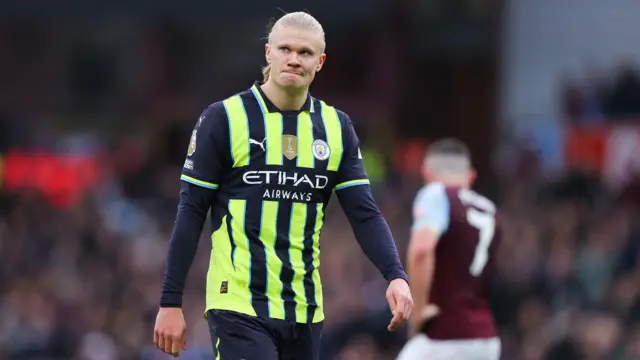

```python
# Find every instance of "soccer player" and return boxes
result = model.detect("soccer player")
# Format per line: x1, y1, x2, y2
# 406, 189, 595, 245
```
397, 139, 501, 360
153, 11, 413, 360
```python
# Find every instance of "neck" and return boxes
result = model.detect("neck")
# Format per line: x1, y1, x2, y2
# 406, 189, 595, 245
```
426, 177, 469, 188
261, 80, 308, 111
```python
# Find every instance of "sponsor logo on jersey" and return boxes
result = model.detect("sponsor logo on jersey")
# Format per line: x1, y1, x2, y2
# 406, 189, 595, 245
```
262, 189, 313, 201
243, 170, 328, 201
249, 137, 266, 151
242, 171, 328, 189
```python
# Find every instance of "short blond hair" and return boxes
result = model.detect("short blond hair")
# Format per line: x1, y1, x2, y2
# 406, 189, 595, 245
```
424, 138, 472, 177
262, 11, 326, 82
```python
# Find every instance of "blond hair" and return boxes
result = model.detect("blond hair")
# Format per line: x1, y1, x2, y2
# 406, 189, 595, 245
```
262, 11, 326, 82
424, 138, 472, 177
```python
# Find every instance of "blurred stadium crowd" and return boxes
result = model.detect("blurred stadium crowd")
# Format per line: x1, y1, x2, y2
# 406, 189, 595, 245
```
1, 124, 640, 360
1, 2, 640, 360
561, 61, 640, 122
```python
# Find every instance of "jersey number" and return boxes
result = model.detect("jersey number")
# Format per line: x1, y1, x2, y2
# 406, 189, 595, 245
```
466, 208, 495, 276
459, 189, 496, 277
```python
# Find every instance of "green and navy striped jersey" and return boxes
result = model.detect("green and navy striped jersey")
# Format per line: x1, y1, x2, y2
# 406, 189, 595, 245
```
180, 82, 370, 323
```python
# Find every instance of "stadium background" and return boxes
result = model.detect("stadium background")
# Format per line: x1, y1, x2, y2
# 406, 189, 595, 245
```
1, 0, 640, 359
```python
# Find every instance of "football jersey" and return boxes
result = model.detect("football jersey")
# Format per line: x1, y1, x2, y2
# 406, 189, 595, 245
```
181, 82, 370, 324
412, 182, 501, 339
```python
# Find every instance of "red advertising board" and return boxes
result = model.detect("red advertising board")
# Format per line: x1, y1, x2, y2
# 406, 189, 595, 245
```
0, 151, 101, 208
564, 123, 640, 189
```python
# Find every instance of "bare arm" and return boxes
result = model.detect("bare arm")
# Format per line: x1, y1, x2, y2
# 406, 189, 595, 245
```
407, 227, 439, 335
407, 183, 450, 336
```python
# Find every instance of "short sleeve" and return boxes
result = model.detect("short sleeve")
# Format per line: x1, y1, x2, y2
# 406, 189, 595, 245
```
180, 103, 229, 190
412, 182, 450, 236
334, 112, 370, 191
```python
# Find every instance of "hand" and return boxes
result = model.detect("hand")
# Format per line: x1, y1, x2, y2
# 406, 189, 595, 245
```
154, 307, 187, 357
409, 303, 440, 338
386, 278, 413, 332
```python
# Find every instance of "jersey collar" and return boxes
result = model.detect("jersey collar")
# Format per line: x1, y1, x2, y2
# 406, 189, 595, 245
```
250, 81, 316, 114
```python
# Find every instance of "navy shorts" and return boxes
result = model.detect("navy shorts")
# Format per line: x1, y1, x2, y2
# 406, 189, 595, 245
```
207, 310, 323, 360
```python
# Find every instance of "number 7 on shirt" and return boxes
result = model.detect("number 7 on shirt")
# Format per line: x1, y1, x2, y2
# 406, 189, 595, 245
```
458, 189, 496, 277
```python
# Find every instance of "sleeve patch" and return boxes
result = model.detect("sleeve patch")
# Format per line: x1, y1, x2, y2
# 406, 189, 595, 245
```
187, 129, 197, 156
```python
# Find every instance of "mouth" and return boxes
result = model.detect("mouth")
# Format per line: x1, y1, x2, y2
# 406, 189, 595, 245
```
282, 71, 303, 77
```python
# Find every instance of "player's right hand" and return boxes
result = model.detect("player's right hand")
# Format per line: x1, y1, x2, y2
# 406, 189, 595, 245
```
154, 307, 187, 357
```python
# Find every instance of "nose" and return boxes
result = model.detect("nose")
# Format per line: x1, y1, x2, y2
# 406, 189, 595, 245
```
286, 53, 301, 67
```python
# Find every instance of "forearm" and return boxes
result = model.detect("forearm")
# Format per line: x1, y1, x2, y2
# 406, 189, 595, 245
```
407, 249, 435, 336
408, 250, 435, 309
160, 182, 214, 307
354, 214, 407, 282
337, 186, 407, 282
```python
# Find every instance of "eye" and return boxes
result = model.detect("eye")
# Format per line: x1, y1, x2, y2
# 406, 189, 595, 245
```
279, 47, 290, 53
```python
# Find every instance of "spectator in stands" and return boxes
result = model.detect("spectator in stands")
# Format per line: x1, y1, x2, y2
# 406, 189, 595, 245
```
605, 62, 640, 119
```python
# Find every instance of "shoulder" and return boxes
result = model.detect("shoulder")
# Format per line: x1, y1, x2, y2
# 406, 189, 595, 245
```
335, 108, 352, 124
199, 101, 228, 125
192, 102, 231, 144
413, 183, 449, 217
335, 108, 353, 128
412, 183, 451, 231
315, 98, 353, 125
235, 88, 257, 105
202, 89, 255, 124
414, 183, 448, 206
457, 188, 496, 214
219, 88, 255, 111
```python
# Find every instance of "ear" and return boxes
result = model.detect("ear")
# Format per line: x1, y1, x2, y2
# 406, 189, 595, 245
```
316, 53, 326, 72
422, 166, 432, 183
468, 168, 477, 187
265, 44, 271, 63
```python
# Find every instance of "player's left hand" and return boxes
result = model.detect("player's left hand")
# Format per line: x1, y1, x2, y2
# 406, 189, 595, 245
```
386, 278, 413, 332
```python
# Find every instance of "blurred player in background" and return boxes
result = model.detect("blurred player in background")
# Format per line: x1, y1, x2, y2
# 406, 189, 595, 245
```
153, 11, 412, 360
398, 139, 501, 360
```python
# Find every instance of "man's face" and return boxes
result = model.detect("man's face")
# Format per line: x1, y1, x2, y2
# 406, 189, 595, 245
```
265, 26, 326, 91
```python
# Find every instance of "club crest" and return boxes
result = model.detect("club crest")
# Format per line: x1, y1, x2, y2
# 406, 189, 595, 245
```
312, 139, 331, 161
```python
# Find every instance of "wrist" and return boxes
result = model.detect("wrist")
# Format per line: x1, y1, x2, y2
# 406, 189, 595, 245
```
385, 270, 409, 285
159, 303, 182, 308
390, 277, 410, 287
160, 292, 183, 308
